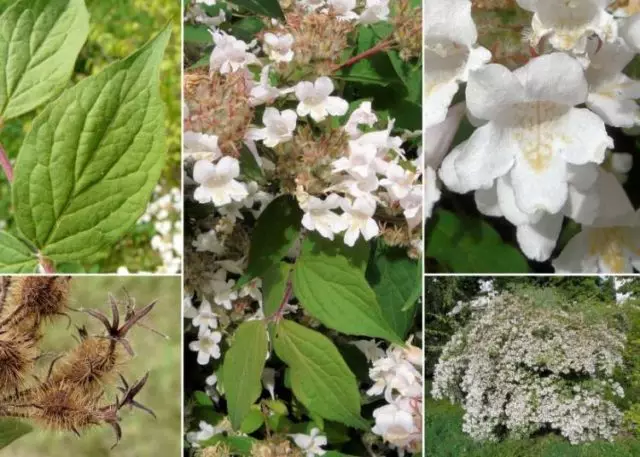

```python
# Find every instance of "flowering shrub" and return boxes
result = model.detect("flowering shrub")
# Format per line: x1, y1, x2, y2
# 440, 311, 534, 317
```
0, 0, 174, 274
183, 0, 422, 455
0, 277, 159, 449
425, 0, 640, 273
432, 291, 627, 444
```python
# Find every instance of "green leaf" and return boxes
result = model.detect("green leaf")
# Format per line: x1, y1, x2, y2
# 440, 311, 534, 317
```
0, 0, 89, 120
261, 262, 292, 317
227, 0, 284, 19
229, 16, 264, 42
366, 243, 420, 339
0, 419, 32, 450
245, 195, 302, 279
239, 143, 264, 182
301, 232, 370, 272
12, 25, 171, 263
239, 407, 264, 434
184, 24, 212, 44
194, 391, 213, 406
273, 320, 368, 429
425, 209, 531, 273
222, 320, 269, 430
293, 245, 401, 343
0, 231, 37, 272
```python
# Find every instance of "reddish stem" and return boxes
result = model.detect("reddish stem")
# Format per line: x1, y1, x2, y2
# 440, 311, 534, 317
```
332, 38, 395, 73
0, 143, 13, 183
38, 255, 56, 274
271, 280, 293, 322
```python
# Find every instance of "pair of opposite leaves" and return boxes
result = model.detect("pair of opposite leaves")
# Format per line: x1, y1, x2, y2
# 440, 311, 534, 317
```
0, 0, 170, 272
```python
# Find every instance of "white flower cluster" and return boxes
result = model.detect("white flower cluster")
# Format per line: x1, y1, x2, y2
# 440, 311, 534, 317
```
186, 6, 420, 252
356, 339, 423, 455
432, 293, 627, 444
119, 186, 182, 274
426, 0, 640, 272
298, 0, 391, 23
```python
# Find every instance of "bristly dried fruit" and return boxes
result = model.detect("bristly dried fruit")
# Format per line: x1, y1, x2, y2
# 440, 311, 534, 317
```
0, 278, 158, 447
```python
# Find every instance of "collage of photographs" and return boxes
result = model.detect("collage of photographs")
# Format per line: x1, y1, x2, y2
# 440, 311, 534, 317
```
0, 0, 639, 456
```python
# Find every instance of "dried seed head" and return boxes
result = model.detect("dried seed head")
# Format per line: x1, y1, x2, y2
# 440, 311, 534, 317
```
0, 329, 37, 393
28, 382, 101, 432
184, 70, 253, 157
49, 337, 124, 393
1, 276, 71, 330
251, 439, 303, 457
392, 0, 422, 61
200, 444, 232, 457
281, 8, 353, 70
277, 125, 349, 194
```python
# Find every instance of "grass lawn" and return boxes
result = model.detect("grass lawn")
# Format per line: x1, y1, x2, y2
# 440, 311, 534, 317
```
426, 397, 640, 457
2, 276, 182, 457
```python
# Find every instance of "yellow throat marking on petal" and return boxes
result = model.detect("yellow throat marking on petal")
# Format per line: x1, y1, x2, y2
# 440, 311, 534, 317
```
588, 227, 633, 273
513, 101, 560, 173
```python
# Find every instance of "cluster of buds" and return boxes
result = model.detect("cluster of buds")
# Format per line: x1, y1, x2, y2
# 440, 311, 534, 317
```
0, 277, 156, 447
391, 0, 423, 60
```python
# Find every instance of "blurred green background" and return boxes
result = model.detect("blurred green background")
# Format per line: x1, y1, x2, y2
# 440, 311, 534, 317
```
0, 0, 182, 273
2, 275, 182, 457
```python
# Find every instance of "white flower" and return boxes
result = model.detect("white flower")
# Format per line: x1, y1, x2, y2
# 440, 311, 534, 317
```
344, 101, 378, 138
193, 157, 249, 207
621, 12, 640, 51
193, 229, 225, 254
262, 368, 276, 400
517, 0, 617, 56
332, 139, 379, 181
359, 0, 390, 24
352, 339, 385, 361
250, 66, 286, 106
252, 108, 297, 147
298, 0, 326, 11
211, 268, 238, 309
290, 428, 327, 457
371, 402, 418, 450
553, 172, 640, 272
424, 0, 491, 127
192, 299, 218, 330
340, 197, 379, 246
189, 328, 222, 365
294, 77, 348, 122
441, 53, 612, 221
184, 132, 222, 162
240, 277, 263, 303
328, 0, 359, 20
380, 163, 416, 201
401, 183, 424, 228
263, 33, 295, 63
184, 294, 198, 319
586, 40, 640, 127
424, 102, 466, 169
301, 194, 348, 240
210, 30, 259, 74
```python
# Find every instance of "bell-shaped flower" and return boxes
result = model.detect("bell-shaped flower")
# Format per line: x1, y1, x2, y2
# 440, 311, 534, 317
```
371, 401, 418, 451
193, 157, 249, 207
344, 101, 378, 138
340, 196, 379, 246
359, 0, 390, 24
252, 108, 297, 147
209, 31, 259, 74
301, 193, 348, 240
380, 162, 416, 201
424, 0, 491, 128
210, 268, 238, 309
189, 328, 222, 365
516, 0, 617, 56
553, 171, 640, 272
263, 33, 295, 63
328, 0, 359, 21
250, 66, 289, 106
290, 428, 328, 457
184, 132, 222, 162
441, 53, 612, 222
423, 167, 441, 221
586, 40, 640, 127
294, 76, 349, 122
192, 299, 218, 330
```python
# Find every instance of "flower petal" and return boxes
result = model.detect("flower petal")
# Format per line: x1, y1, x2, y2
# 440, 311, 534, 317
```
516, 212, 563, 261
